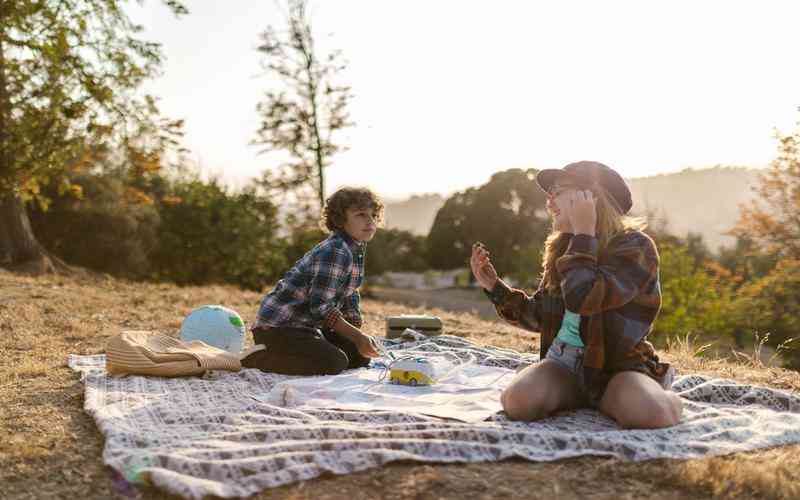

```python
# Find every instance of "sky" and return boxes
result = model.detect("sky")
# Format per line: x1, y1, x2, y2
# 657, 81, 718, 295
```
128, 1, 800, 199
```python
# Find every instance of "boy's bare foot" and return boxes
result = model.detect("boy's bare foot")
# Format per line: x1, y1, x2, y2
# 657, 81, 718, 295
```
240, 344, 267, 370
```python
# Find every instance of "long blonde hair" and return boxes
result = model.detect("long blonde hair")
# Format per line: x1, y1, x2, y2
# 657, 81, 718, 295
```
540, 182, 645, 292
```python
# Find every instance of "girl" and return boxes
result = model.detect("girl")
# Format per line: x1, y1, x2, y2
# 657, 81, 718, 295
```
471, 161, 681, 429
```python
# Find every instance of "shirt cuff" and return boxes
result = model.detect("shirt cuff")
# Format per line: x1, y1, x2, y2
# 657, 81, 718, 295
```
566, 234, 599, 256
343, 314, 362, 328
323, 309, 342, 330
483, 280, 512, 306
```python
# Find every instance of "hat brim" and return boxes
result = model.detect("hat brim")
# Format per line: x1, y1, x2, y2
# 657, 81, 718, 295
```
535, 169, 575, 193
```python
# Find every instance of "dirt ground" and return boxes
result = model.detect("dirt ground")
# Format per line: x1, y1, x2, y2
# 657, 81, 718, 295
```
368, 286, 499, 320
3, 269, 800, 500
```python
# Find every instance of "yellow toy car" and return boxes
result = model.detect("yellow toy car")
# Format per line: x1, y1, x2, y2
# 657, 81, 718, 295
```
388, 357, 436, 386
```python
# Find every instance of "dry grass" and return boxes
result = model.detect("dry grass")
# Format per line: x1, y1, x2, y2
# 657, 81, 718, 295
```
3, 269, 800, 500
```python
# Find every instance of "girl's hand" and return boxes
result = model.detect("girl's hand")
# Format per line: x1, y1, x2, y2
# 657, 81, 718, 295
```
470, 243, 499, 291
557, 190, 596, 236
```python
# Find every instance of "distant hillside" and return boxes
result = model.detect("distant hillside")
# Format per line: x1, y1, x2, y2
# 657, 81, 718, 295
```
384, 193, 445, 235
628, 166, 761, 250
384, 166, 763, 252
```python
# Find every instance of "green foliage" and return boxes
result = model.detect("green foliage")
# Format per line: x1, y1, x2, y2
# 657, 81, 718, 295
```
645, 219, 712, 271
507, 243, 543, 289
734, 259, 800, 368
150, 178, 287, 291
365, 228, 428, 276
281, 224, 327, 268
724, 119, 800, 363
28, 169, 288, 290
0, 0, 187, 198
426, 168, 550, 281
651, 243, 736, 345
718, 235, 779, 285
28, 173, 160, 276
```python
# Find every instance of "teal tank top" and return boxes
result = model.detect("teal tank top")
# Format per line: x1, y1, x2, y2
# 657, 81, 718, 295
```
555, 309, 584, 347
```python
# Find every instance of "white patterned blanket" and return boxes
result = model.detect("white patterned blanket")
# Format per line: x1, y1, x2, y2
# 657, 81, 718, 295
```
69, 335, 800, 500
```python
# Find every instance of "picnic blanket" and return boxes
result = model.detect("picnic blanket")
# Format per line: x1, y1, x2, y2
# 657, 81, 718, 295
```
254, 341, 517, 422
69, 335, 800, 500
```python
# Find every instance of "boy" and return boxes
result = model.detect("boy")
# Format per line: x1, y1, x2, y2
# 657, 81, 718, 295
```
242, 187, 382, 375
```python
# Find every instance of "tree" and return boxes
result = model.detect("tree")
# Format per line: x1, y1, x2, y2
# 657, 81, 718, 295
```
0, 0, 187, 273
731, 121, 800, 259
717, 235, 778, 286
426, 168, 550, 285
252, 0, 354, 214
365, 228, 428, 276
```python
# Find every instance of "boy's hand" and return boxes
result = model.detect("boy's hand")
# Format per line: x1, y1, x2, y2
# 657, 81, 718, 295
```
354, 333, 380, 358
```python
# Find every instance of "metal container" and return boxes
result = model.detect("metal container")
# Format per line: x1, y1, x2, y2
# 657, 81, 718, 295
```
385, 314, 443, 339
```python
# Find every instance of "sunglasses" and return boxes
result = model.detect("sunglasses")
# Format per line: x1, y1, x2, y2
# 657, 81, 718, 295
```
547, 186, 576, 197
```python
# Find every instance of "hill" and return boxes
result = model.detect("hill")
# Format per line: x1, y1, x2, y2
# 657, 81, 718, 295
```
383, 193, 446, 235
383, 166, 763, 252
628, 166, 761, 251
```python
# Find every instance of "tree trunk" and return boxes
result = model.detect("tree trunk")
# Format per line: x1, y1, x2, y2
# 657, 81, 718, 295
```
309, 84, 325, 212
0, 10, 57, 275
0, 190, 60, 274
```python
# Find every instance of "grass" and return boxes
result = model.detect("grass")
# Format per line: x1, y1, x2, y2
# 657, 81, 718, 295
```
3, 268, 800, 499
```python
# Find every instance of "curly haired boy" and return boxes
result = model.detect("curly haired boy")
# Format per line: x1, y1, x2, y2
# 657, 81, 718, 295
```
242, 187, 383, 375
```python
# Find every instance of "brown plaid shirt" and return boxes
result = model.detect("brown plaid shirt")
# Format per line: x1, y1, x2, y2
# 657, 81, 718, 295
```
486, 230, 671, 402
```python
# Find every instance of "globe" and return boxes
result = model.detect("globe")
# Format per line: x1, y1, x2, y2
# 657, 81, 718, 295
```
179, 305, 246, 353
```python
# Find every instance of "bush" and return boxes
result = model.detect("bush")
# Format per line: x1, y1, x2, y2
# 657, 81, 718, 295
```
734, 259, 800, 368
151, 178, 287, 290
29, 174, 160, 277
652, 244, 737, 346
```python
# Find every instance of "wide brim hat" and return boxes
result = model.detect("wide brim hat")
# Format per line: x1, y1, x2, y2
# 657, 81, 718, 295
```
535, 160, 633, 215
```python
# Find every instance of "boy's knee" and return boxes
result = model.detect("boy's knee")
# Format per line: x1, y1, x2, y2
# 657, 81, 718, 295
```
317, 350, 349, 375
349, 353, 371, 369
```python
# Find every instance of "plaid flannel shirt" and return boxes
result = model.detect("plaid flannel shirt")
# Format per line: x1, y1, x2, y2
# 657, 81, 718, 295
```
253, 231, 365, 331
486, 230, 671, 402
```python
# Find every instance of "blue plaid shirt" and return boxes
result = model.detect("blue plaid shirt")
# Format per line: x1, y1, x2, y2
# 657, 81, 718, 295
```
253, 231, 365, 331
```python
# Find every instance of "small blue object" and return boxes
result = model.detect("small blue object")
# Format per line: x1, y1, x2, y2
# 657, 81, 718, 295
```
179, 305, 245, 353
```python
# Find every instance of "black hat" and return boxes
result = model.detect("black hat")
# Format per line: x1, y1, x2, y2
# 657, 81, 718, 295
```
535, 161, 633, 215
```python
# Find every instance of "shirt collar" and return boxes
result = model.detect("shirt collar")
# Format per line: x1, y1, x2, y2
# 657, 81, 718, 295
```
335, 230, 366, 253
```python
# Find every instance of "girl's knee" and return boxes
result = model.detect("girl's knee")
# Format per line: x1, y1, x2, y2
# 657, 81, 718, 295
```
651, 395, 682, 428
618, 393, 682, 429
667, 392, 684, 422
602, 372, 683, 429
501, 385, 551, 421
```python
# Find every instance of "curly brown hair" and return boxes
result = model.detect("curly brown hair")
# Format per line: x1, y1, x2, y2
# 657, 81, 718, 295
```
320, 187, 385, 233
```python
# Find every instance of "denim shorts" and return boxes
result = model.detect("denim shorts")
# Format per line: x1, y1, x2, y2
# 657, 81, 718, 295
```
545, 339, 593, 406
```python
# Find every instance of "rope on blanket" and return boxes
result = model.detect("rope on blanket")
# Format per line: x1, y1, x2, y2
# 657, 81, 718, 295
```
371, 337, 514, 387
